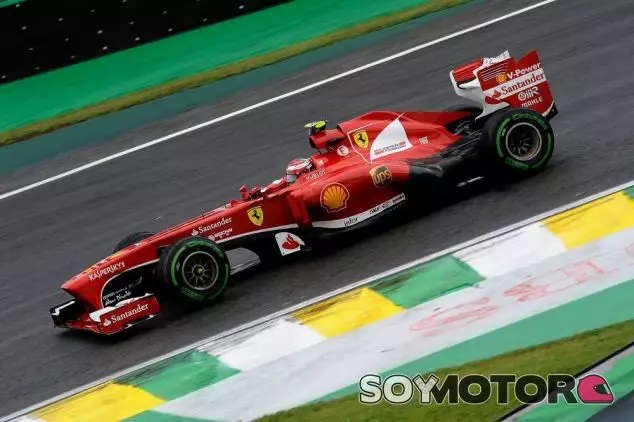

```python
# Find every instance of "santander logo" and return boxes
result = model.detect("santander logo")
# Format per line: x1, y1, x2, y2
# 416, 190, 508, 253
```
275, 232, 304, 256
281, 234, 300, 250
102, 303, 150, 327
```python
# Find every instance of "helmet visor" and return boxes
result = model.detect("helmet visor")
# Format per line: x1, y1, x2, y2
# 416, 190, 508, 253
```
285, 174, 298, 184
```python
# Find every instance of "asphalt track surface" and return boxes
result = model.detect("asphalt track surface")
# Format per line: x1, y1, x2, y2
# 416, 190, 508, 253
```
591, 390, 634, 422
1, 0, 634, 416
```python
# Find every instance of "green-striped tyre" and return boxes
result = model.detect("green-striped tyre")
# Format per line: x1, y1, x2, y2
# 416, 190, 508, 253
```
159, 236, 231, 304
481, 108, 555, 174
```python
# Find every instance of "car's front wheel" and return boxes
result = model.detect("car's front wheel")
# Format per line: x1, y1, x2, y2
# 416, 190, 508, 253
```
158, 236, 231, 304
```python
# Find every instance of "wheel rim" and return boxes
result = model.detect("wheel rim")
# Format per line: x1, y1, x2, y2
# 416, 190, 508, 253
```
181, 251, 219, 291
504, 122, 543, 162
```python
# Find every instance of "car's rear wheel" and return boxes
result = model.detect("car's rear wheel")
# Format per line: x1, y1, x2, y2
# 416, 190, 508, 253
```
158, 236, 231, 304
113, 231, 155, 253
480, 108, 554, 175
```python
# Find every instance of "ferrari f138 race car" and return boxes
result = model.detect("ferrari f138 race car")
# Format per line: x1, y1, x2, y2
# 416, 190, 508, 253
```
51, 49, 558, 335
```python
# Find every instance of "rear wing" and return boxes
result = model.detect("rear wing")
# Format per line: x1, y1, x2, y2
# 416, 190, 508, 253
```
450, 50, 557, 120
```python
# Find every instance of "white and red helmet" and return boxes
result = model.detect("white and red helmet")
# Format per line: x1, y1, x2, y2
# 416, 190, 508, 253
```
285, 158, 313, 184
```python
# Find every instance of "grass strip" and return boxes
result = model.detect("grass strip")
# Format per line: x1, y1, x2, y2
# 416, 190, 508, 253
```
0, 0, 473, 147
255, 318, 634, 421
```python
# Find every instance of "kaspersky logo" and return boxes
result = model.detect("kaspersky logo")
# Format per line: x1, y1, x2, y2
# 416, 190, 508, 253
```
89, 262, 125, 281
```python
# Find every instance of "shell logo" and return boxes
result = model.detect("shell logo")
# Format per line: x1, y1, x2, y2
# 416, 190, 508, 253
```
496, 73, 507, 84
320, 183, 350, 213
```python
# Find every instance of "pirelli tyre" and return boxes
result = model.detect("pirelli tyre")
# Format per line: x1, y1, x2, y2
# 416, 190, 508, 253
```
158, 236, 231, 304
481, 108, 554, 174
113, 231, 155, 253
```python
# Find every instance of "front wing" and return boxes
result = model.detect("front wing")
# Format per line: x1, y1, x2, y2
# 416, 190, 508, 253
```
50, 293, 160, 335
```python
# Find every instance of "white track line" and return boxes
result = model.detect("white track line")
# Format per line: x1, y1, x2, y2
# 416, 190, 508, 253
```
2, 178, 631, 422
0, 0, 560, 202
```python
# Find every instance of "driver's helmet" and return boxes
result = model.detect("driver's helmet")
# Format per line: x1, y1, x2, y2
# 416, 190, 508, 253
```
285, 158, 313, 185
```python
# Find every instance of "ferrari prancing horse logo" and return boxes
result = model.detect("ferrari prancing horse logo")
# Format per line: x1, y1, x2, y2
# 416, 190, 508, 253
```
353, 131, 369, 149
248, 206, 264, 226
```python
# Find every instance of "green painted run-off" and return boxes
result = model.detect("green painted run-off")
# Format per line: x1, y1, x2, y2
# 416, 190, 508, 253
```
0, 0, 435, 133
370, 255, 484, 309
115, 350, 239, 401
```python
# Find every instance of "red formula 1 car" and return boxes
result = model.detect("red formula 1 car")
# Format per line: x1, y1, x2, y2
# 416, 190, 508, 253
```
51, 49, 558, 335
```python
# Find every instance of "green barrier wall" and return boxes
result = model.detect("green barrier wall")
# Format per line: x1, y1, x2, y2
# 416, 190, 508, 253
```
0, 0, 433, 133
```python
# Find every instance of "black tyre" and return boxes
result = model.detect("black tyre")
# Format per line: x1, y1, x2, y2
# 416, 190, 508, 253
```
481, 108, 554, 174
158, 236, 231, 304
113, 231, 155, 253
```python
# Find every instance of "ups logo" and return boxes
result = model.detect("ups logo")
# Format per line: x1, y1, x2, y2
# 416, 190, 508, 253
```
370, 166, 392, 187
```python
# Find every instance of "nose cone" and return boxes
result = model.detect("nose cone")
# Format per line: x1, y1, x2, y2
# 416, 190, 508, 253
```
61, 249, 129, 296
61, 268, 91, 293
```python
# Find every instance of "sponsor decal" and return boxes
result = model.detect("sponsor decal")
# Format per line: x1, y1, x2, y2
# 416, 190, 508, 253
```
306, 169, 326, 180
191, 217, 232, 236
521, 96, 544, 108
419, 136, 429, 145
89, 262, 125, 281
482, 51, 510, 66
370, 166, 393, 188
359, 372, 613, 405
506, 61, 542, 80
248, 206, 264, 226
373, 141, 408, 156
103, 290, 132, 307
518, 86, 540, 101
320, 183, 350, 213
282, 235, 299, 250
208, 228, 233, 241
478, 62, 510, 83
274, 232, 305, 256
102, 303, 150, 327
486, 69, 546, 100
337, 145, 349, 157
474, 51, 511, 85
370, 119, 413, 161
102, 278, 142, 307
353, 131, 369, 148
314, 193, 405, 229
369, 193, 405, 216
